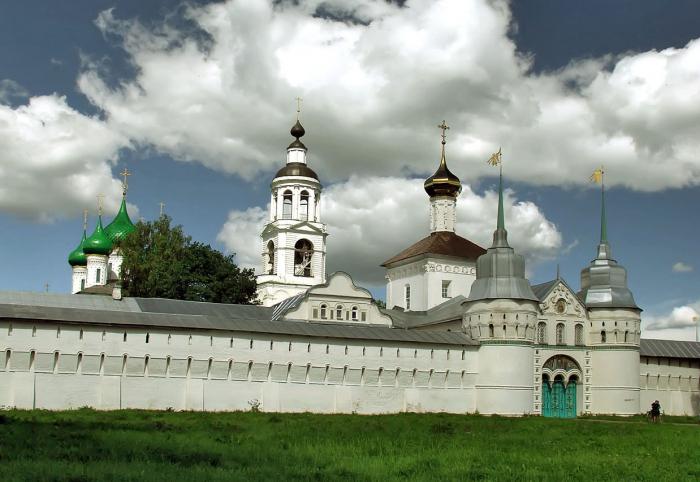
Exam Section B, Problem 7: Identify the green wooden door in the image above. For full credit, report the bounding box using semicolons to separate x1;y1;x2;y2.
564;381;577;418
542;382;552;417
552;381;565;418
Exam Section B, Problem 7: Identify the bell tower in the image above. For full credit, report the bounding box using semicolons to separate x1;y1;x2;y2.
256;104;328;307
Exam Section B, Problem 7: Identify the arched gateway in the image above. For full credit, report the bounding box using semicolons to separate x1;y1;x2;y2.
541;355;582;418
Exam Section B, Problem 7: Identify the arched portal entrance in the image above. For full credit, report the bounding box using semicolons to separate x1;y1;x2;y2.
541;355;581;418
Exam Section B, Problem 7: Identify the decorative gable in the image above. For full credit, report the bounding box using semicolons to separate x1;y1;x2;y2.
540;281;586;317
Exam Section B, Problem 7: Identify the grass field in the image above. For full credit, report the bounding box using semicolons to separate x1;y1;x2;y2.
0;410;698;481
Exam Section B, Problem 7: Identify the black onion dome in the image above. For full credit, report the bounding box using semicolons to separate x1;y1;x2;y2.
288;119;307;150
290;119;305;138
424;153;462;198
275;162;318;180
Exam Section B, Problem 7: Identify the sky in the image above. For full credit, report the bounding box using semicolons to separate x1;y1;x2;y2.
1;0;700;340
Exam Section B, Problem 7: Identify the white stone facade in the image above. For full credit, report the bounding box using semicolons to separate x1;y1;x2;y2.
71;267;87;294
86;254;108;288
386;257;477;311
108;250;124;281
429;197;457;233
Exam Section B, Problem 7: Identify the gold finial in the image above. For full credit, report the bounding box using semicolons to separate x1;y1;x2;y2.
590;165;604;185
82;209;88;231
295;96;303;120
159;202;165;216
97;194;104;216
487;147;502;167
120;167;132;196
437;120;450;145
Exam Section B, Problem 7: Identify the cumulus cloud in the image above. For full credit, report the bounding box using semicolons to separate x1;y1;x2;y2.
217;176;561;286
645;304;700;331
0;79;28;103
0;94;130;221
73;0;700;191
672;261;693;273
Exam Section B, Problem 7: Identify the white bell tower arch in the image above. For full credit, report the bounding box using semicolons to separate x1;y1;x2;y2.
256;110;327;306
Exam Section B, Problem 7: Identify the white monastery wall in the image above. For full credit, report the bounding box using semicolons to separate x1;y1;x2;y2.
0;319;478;414
639;355;700;416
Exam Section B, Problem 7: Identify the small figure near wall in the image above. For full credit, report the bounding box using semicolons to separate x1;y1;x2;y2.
650;400;661;423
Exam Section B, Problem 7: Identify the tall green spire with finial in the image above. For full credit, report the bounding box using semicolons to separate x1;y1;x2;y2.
600;180;608;244
487;148;508;247
497;163;505;231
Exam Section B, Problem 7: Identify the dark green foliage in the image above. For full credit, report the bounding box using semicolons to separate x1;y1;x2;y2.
120;215;257;304
0;410;698;481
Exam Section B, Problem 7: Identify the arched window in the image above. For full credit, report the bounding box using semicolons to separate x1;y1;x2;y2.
537;322;547;344
404;284;411;310
336;305;343;320
351;306;358;321
575;324;584;345
320;304;327;320
488;324;495;338
624;330;629;343
266;241;275;274
282;190;293;219
294;239;313;277
556;323;565;345
601;330;607;343
300;191;309;221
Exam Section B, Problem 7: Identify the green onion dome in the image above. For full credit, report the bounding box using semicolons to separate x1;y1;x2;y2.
105;197;135;243
83;216;113;256
67;231;88;266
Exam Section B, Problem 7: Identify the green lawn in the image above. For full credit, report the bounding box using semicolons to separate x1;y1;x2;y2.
0;409;698;481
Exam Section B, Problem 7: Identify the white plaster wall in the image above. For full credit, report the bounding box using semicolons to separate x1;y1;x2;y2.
476;344;534;415
590;348;640;415
424;261;476;310
639;356;700;416
386;267;424;311
0;319;477;414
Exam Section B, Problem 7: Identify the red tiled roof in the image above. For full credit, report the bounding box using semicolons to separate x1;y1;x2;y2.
381;232;486;267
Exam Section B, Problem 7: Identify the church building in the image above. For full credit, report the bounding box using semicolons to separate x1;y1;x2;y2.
1;115;698;417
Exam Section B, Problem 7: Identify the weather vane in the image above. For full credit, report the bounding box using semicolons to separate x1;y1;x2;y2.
120;167;131;195
487;147;502;167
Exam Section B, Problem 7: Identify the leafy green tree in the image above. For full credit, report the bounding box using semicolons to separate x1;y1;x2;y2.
120;215;257;304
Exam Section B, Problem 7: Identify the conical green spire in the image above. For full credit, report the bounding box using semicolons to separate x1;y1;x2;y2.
105;197;136;243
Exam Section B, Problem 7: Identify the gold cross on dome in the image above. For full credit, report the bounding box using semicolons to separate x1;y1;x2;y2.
438;120;450;144
295;96;303;119
83;209;88;231
97;194;104;215
120;167;132;194
159;202;165;216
